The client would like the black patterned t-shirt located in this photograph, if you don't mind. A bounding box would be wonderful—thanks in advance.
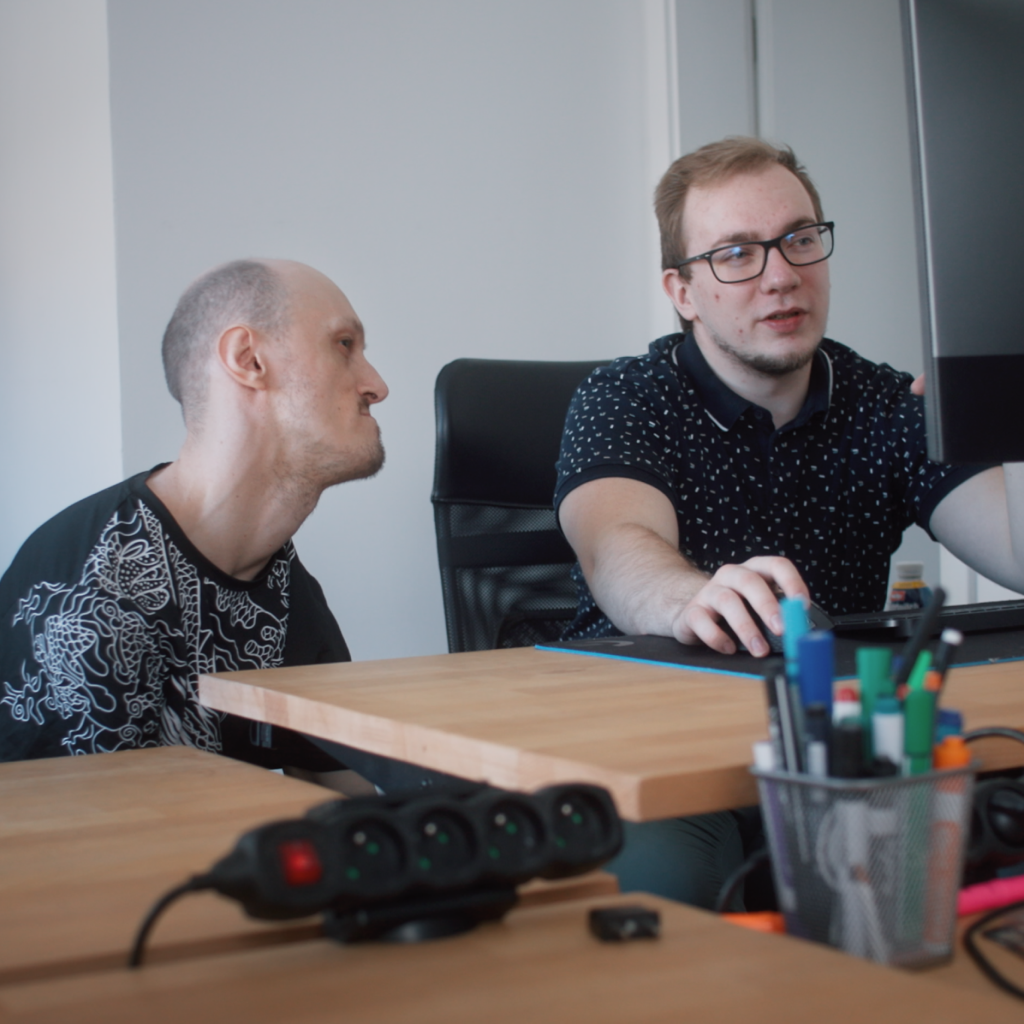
[0,468,349,763]
[554,334,988,639]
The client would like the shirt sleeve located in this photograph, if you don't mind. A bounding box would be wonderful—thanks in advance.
[554,358,686,517]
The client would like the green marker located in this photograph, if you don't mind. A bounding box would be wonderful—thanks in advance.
[857,647,893,759]
[906,650,933,692]
[904,688,937,775]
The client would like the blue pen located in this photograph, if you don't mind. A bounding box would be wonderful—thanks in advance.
[796,630,834,717]
[781,596,809,677]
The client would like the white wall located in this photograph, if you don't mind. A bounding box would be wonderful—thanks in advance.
[105,0,654,660]
[0,0,121,573]
[3,0,1010,660]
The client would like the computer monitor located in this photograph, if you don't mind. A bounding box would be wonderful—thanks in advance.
[901,0,1024,464]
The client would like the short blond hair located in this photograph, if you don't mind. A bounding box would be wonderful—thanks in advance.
[655,137,824,273]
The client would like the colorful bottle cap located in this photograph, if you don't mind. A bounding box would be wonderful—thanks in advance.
[934,735,971,769]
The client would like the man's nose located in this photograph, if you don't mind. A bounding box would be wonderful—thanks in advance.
[760,245,800,290]
[360,359,389,403]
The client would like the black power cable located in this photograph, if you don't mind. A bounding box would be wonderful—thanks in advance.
[963,898,1024,1001]
[128,875,214,968]
[714,848,770,915]
[960,726,1024,1000]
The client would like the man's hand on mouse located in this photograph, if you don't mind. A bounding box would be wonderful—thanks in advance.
[669,556,810,657]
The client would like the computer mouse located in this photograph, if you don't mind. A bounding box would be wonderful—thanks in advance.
[718,599,785,655]
[806,602,835,632]
[718,600,834,655]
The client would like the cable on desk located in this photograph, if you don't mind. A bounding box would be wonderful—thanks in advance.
[714,848,770,914]
[963,898,1024,1000]
[960,726,1024,998]
[128,875,214,968]
[963,726,1024,746]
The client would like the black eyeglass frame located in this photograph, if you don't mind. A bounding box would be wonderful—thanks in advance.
[677,221,835,284]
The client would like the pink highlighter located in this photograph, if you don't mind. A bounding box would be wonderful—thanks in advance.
[958,875,1024,917]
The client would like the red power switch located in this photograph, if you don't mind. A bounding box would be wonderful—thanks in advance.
[278,839,323,886]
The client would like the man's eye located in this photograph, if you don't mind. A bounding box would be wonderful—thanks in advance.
[713,245,756,266]
[785,231,818,250]
[338,338,353,349]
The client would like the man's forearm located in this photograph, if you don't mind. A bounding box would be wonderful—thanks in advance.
[931,465,1024,594]
[1004,464,1024,576]
[586,522,709,636]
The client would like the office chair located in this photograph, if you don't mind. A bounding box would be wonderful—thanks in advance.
[432,357,605,653]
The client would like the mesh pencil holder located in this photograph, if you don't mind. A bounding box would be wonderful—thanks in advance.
[752,765,975,967]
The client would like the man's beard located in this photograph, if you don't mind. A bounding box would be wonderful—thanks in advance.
[707,326,818,377]
[320,434,386,490]
[292,429,386,497]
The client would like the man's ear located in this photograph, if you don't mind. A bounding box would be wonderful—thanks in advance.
[217,325,269,391]
[662,269,697,325]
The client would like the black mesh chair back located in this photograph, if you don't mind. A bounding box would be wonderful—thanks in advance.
[432,358,605,653]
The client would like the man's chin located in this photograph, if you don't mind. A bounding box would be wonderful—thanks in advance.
[739,348,817,377]
[709,330,820,378]
[328,443,386,487]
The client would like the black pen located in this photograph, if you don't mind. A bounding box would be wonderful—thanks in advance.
[770,659,803,773]
[893,585,946,689]
[762,660,786,770]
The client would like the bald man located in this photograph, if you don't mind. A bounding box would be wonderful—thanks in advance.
[0,260,387,766]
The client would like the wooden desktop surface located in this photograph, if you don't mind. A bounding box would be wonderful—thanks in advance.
[200,647,1024,820]
[1,891,1020,1024]
[0,747,614,985]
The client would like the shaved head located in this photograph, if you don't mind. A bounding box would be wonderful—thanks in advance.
[161,259,291,422]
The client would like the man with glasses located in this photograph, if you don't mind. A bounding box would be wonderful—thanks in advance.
[552,136,1024,906]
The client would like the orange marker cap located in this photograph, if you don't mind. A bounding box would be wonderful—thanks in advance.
[933,735,971,769]
[721,911,786,934]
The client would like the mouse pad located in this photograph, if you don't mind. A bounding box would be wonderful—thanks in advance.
[536,630,1024,680]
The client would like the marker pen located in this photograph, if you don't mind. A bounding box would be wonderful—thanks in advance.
[761,660,786,771]
[936,708,964,741]
[933,734,970,770]
[806,741,829,778]
[857,647,893,759]
[804,703,830,777]
[907,650,933,692]
[832,720,866,779]
[925,735,972,946]
[796,631,834,715]
[752,739,778,772]
[894,585,946,689]
[781,596,809,683]
[833,685,860,726]
[958,875,1024,917]
[872,696,904,768]
[768,658,802,773]
[904,688,937,775]
[934,628,963,687]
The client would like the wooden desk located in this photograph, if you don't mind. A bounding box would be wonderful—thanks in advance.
[200,648,1024,820]
[0,892,1019,1024]
[0,747,614,986]
[0,748,332,984]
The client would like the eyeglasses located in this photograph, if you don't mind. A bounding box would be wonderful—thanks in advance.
[678,221,835,284]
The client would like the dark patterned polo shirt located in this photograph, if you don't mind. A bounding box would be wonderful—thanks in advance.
[554,333,986,639]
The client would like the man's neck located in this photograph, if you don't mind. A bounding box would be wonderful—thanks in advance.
[692,332,815,429]
[147,431,320,582]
